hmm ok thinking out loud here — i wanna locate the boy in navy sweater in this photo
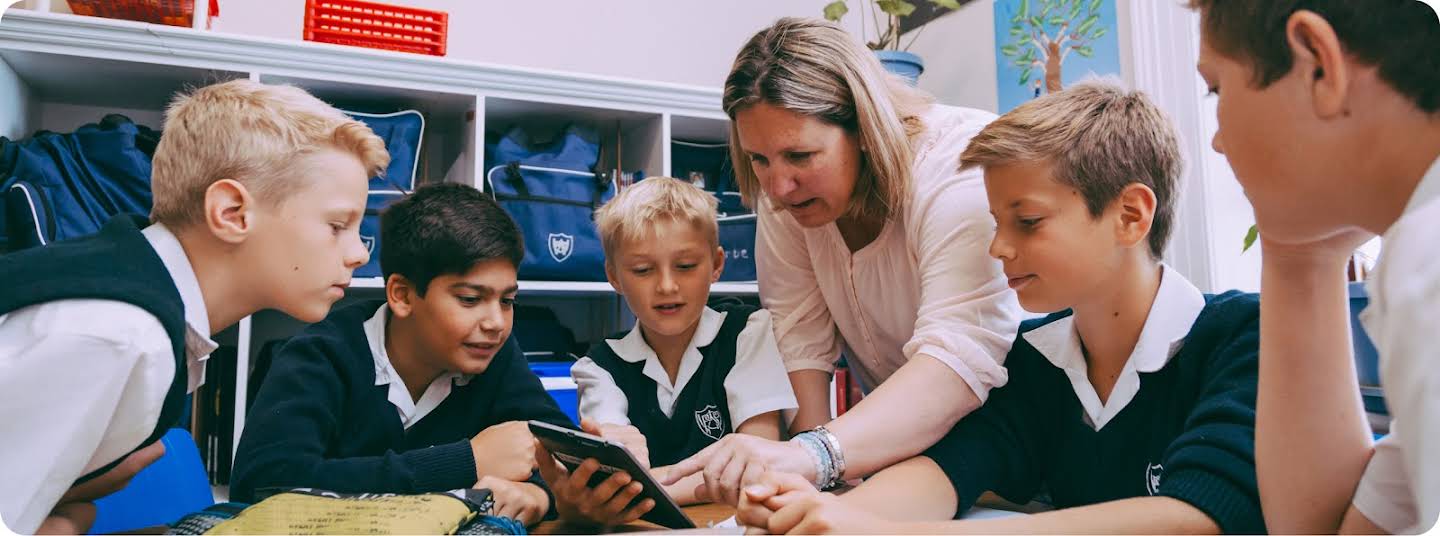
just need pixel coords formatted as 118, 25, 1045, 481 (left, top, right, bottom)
738, 82, 1264, 534
548, 177, 796, 526
231, 183, 572, 526
0, 80, 387, 535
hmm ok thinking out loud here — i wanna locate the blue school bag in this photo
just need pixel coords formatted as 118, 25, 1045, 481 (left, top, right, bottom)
486, 125, 615, 281
344, 110, 424, 278
0, 114, 159, 252
671, 139, 756, 282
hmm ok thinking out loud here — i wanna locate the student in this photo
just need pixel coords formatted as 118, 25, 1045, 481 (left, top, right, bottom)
737, 82, 1265, 534
0, 79, 387, 535
551, 177, 797, 525
230, 183, 573, 526
1189, 1, 1440, 533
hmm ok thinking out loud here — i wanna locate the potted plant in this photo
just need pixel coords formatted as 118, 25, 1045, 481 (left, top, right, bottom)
822, 0, 968, 84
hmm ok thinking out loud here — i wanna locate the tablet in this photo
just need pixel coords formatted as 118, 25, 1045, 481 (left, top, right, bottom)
528, 420, 695, 529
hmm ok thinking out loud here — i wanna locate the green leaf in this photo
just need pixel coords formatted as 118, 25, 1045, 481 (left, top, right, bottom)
1089, 0, 1102, 11
1048, 15, 1067, 26
1074, 45, 1093, 57
877, 0, 917, 17
1076, 13, 1099, 35
1069, 2, 1082, 19
1001, 44, 1020, 56
1091, 26, 1107, 39
1242, 225, 1259, 253
1018, 0, 1030, 19
1015, 57, 1033, 67
823, 0, 849, 21
1030, 16, 1043, 27
1009, 26, 1025, 36
1020, 69, 1033, 85
929, 0, 963, 10
1020, 47, 1035, 61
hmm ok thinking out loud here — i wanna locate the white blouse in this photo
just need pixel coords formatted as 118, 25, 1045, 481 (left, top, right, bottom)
756, 104, 1021, 401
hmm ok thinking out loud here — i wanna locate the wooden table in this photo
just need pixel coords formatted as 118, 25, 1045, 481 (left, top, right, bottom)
533, 503, 737, 534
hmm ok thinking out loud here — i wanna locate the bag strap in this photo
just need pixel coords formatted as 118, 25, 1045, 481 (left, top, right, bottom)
503, 162, 533, 198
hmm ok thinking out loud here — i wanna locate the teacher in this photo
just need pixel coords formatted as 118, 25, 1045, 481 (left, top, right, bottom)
663, 17, 1021, 505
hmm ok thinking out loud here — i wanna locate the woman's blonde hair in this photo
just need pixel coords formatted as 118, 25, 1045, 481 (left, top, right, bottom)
723, 17, 933, 222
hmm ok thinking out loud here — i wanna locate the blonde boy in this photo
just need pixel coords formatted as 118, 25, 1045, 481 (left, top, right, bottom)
0, 79, 386, 534
545, 177, 796, 526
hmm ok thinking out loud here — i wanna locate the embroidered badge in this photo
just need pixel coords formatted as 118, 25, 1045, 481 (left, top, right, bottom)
548, 233, 574, 262
694, 405, 724, 440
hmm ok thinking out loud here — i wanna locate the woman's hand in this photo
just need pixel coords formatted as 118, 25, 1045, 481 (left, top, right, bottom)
662, 435, 816, 507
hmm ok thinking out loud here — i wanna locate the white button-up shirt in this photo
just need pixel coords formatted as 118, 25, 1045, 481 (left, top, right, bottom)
1352, 155, 1440, 534
0, 223, 216, 534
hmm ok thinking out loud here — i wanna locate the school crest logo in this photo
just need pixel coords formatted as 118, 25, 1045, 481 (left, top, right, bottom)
361, 234, 376, 255
548, 233, 574, 262
694, 405, 724, 440
1145, 462, 1164, 495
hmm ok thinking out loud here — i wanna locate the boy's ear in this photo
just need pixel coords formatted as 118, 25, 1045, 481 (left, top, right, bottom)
604, 262, 624, 296
1285, 10, 1351, 120
204, 179, 255, 244
386, 273, 416, 317
1113, 183, 1157, 251
711, 245, 726, 283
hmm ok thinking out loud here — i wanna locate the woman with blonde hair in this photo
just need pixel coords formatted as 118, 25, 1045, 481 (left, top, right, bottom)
661, 17, 1021, 505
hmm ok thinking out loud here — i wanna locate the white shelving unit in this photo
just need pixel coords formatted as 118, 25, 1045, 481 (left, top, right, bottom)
0, 8, 752, 459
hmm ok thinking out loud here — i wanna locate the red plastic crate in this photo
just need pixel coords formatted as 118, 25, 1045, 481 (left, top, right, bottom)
303, 0, 448, 57
66, 0, 219, 28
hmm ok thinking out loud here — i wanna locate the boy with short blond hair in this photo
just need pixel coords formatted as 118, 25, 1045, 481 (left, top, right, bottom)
0, 79, 386, 534
737, 82, 1264, 534
1189, 1, 1440, 533
547, 177, 796, 526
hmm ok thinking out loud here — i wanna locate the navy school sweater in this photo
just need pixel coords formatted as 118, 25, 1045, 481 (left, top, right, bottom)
923, 291, 1265, 534
230, 300, 574, 504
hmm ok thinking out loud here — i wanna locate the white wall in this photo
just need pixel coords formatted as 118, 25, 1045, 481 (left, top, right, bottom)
0, 50, 31, 139
905, 0, 998, 111
169, 0, 868, 89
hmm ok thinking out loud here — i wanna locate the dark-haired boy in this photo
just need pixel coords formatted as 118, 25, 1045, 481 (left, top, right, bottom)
1189, 1, 1440, 533
231, 183, 572, 526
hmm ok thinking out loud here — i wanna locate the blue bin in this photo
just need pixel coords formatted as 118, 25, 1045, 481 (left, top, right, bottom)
531, 361, 579, 425
89, 428, 214, 534
1349, 282, 1387, 415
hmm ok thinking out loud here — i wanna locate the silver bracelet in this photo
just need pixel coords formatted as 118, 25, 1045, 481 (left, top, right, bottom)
790, 433, 833, 489
812, 425, 847, 489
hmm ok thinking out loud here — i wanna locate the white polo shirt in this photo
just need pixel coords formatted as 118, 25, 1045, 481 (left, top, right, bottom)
571, 306, 797, 430
1016, 264, 1206, 430
1351, 155, 1440, 534
0, 223, 216, 534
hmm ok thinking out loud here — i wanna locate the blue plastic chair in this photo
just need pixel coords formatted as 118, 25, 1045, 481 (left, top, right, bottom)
89, 428, 215, 534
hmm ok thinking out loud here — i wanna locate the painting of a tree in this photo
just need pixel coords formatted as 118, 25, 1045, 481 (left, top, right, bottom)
997, 0, 1113, 96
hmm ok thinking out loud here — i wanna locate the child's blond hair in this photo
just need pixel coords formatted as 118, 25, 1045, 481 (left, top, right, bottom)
149, 79, 390, 227
960, 80, 1182, 258
595, 177, 719, 263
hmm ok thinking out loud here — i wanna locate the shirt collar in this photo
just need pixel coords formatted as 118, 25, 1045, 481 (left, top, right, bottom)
1022, 264, 1205, 429
140, 223, 218, 369
606, 306, 728, 392
364, 304, 468, 427
1401, 155, 1440, 218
